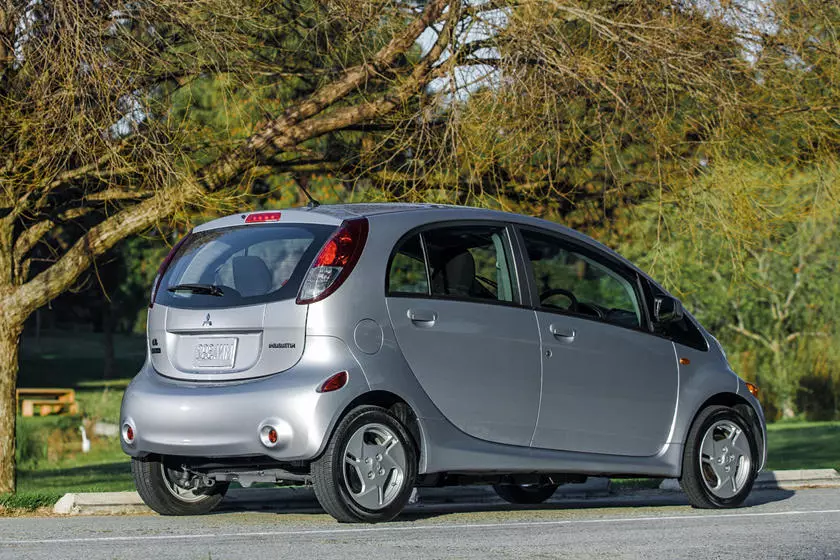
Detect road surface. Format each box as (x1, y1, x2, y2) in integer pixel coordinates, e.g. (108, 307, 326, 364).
(1, 488, 838, 559)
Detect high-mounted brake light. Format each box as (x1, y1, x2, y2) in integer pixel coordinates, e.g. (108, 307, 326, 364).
(297, 218, 368, 304)
(149, 232, 192, 308)
(244, 211, 282, 223)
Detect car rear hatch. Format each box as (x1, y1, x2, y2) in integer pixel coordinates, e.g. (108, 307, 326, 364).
(148, 213, 338, 381)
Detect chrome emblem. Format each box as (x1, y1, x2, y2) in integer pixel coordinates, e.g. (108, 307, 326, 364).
(202, 313, 212, 327)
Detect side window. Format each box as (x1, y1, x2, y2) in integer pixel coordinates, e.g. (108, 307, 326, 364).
(648, 283, 708, 351)
(422, 225, 516, 303)
(521, 229, 642, 329)
(387, 234, 429, 295)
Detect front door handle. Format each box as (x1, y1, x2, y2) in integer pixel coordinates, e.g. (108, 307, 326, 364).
(407, 308, 437, 325)
(549, 324, 576, 341)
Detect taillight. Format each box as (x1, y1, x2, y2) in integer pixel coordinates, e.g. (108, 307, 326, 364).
(149, 231, 192, 308)
(296, 218, 368, 304)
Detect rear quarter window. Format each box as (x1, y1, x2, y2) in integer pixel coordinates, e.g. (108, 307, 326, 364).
(387, 235, 429, 295)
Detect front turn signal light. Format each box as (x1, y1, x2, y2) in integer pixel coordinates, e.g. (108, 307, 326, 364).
(746, 382, 759, 397)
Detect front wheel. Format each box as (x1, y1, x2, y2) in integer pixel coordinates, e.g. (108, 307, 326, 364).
(312, 405, 417, 523)
(132, 456, 229, 516)
(493, 483, 558, 505)
(680, 405, 758, 509)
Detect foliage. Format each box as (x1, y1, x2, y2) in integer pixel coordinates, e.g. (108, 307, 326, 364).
(617, 160, 840, 419)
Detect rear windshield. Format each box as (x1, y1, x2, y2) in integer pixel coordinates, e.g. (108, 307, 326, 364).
(155, 224, 335, 309)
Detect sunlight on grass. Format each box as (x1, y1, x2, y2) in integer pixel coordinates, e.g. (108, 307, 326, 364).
(766, 421, 840, 471)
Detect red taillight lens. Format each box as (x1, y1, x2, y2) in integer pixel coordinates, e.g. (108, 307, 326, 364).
(244, 211, 282, 223)
(297, 218, 368, 304)
(149, 231, 192, 308)
(317, 371, 349, 393)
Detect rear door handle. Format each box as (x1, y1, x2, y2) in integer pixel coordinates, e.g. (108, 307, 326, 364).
(549, 324, 576, 341)
(407, 308, 437, 325)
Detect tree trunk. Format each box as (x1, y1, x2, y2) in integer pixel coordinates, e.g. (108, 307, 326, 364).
(0, 314, 23, 494)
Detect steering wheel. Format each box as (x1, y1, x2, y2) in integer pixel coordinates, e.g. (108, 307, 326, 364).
(576, 302, 605, 320)
(539, 288, 578, 311)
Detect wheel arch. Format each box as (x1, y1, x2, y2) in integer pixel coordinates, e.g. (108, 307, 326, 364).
(680, 392, 765, 477)
(331, 390, 425, 469)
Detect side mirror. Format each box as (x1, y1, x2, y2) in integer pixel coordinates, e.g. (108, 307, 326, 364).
(654, 295, 684, 324)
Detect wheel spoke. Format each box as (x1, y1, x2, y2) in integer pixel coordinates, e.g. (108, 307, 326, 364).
(352, 480, 384, 510)
(344, 427, 366, 463)
(730, 429, 751, 459)
(382, 444, 406, 474)
(701, 431, 718, 459)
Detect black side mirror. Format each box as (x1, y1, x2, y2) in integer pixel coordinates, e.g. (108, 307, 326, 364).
(654, 295, 684, 324)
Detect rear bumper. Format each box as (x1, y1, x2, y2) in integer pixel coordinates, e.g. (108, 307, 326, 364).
(120, 336, 368, 462)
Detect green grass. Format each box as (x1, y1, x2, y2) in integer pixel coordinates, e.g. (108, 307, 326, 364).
(0, 491, 63, 512)
(765, 421, 840, 471)
(5, 331, 139, 512)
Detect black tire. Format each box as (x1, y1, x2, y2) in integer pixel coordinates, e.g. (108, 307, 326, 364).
(493, 483, 558, 505)
(312, 405, 418, 523)
(680, 405, 758, 509)
(132, 456, 229, 516)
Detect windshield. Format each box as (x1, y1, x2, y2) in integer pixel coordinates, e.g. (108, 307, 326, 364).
(155, 223, 335, 309)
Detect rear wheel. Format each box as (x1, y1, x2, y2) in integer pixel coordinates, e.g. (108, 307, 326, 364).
(493, 482, 558, 504)
(312, 405, 417, 523)
(132, 456, 228, 516)
(680, 405, 758, 509)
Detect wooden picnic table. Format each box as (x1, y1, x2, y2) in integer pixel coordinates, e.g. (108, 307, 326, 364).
(16, 388, 79, 417)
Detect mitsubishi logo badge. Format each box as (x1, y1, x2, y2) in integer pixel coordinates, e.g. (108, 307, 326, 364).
(202, 313, 212, 327)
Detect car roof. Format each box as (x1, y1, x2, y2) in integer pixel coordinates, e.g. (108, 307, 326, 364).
(193, 202, 637, 275)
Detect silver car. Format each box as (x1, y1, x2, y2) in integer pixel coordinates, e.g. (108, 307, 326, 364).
(121, 203, 766, 522)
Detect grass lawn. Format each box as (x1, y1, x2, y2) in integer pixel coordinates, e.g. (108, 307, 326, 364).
(2, 331, 141, 510)
(765, 421, 840, 471)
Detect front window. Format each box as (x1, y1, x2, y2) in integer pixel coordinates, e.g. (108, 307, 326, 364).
(521, 229, 642, 329)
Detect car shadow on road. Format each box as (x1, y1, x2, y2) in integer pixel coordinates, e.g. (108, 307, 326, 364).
(216, 487, 797, 520)
(394, 488, 798, 521)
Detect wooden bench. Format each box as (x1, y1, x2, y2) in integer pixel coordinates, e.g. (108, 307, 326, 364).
(16, 388, 79, 417)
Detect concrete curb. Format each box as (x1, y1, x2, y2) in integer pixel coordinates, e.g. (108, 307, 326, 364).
(51, 470, 836, 515)
(658, 468, 840, 492)
(52, 478, 611, 516)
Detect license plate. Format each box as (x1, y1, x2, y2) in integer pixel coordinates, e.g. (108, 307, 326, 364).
(192, 338, 238, 368)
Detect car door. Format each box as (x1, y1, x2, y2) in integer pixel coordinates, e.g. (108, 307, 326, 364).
(517, 227, 679, 457)
(385, 223, 542, 447)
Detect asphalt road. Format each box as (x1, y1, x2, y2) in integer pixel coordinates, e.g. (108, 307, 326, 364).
(1, 488, 839, 559)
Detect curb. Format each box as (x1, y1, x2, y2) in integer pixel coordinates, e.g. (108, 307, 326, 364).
(51, 470, 837, 515)
(658, 468, 840, 492)
(52, 478, 611, 516)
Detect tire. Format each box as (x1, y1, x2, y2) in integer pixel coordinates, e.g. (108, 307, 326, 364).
(312, 405, 418, 523)
(132, 456, 229, 516)
(680, 405, 758, 509)
(493, 483, 558, 505)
